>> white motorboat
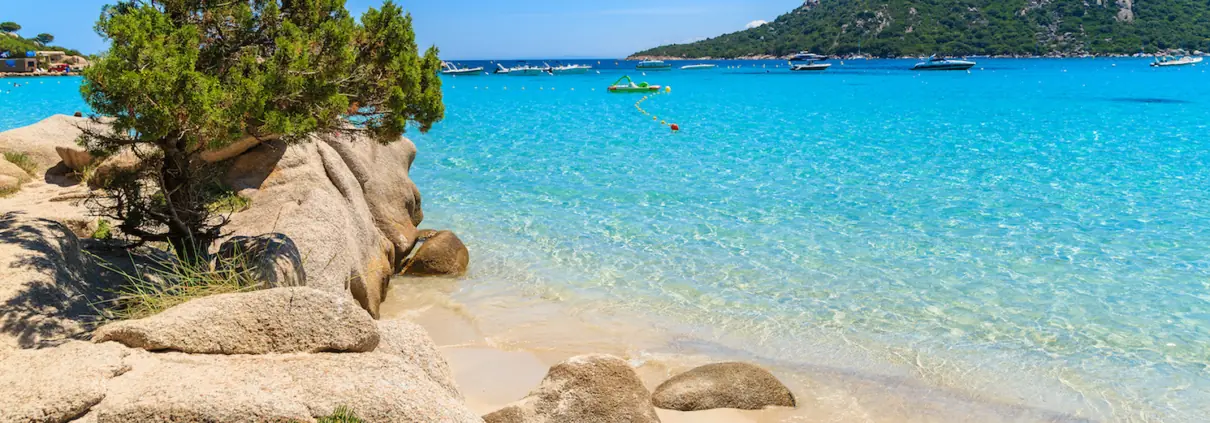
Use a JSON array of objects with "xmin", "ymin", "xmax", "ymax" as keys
[
  {"xmin": 495, "ymin": 63, "xmax": 546, "ymax": 76},
  {"xmin": 441, "ymin": 62, "xmax": 484, "ymax": 76},
  {"xmin": 1151, "ymin": 56, "xmax": 1203, "ymax": 67},
  {"xmin": 911, "ymin": 55, "xmax": 976, "ymax": 71},
  {"xmin": 546, "ymin": 62, "xmax": 593, "ymax": 74},
  {"xmin": 790, "ymin": 61, "xmax": 831, "ymax": 71},
  {"xmin": 680, "ymin": 64, "xmax": 718, "ymax": 70},
  {"xmin": 636, "ymin": 60, "xmax": 673, "ymax": 71}
]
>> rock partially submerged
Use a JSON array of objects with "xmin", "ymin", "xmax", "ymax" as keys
[
  {"xmin": 651, "ymin": 362, "xmax": 795, "ymax": 411},
  {"xmin": 93, "ymin": 287, "xmax": 379, "ymax": 354},
  {"xmin": 484, "ymin": 354, "xmax": 661, "ymax": 423},
  {"xmin": 405, "ymin": 230, "xmax": 470, "ymax": 276}
]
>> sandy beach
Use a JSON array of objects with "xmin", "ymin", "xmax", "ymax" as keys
[{"xmin": 381, "ymin": 277, "xmax": 1102, "ymax": 423}]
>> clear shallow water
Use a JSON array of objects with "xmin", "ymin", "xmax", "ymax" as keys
[{"xmin": 7, "ymin": 61, "xmax": 1210, "ymax": 421}]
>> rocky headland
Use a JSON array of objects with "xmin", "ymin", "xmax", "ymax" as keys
[{"xmin": 0, "ymin": 115, "xmax": 801, "ymax": 423}]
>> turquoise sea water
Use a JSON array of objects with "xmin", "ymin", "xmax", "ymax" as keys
[{"xmin": 6, "ymin": 60, "xmax": 1210, "ymax": 421}]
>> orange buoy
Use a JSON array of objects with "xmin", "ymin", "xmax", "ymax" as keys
[{"xmin": 670, "ymin": 124, "xmax": 680, "ymax": 132}]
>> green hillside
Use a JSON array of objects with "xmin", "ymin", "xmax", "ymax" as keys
[
  {"xmin": 631, "ymin": 0, "xmax": 1210, "ymax": 58},
  {"xmin": 0, "ymin": 22, "xmax": 82, "ymax": 58}
]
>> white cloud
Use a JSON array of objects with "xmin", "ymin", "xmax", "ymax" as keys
[{"xmin": 746, "ymin": 20, "xmax": 769, "ymax": 29}]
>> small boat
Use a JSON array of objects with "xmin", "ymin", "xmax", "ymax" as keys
[
  {"xmin": 441, "ymin": 62, "xmax": 484, "ymax": 76},
  {"xmin": 547, "ymin": 62, "xmax": 593, "ymax": 74},
  {"xmin": 790, "ymin": 61, "xmax": 831, "ymax": 71},
  {"xmin": 636, "ymin": 60, "xmax": 673, "ymax": 71},
  {"xmin": 1151, "ymin": 56, "xmax": 1203, "ymax": 67},
  {"xmin": 911, "ymin": 55, "xmax": 976, "ymax": 71},
  {"xmin": 680, "ymin": 64, "xmax": 717, "ymax": 70},
  {"xmin": 496, "ymin": 63, "xmax": 546, "ymax": 76},
  {"xmin": 790, "ymin": 51, "xmax": 828, "ymax": 62},
  {"xmin": 607, "ymin": 75, "xmax": 661, "ymax": 93}
]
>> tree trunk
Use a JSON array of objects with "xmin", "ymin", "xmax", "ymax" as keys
[{"xmin": 160, "ymin": 137, "xmax": 212, "ymax": 265}]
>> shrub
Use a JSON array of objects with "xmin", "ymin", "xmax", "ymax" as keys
[
  {"xmin": 316, "ymin": 407, "xmax": 366, "ymax": 423},
  {"xmin": 92, "ymin": 219, "xmax": 113, "ymax": 240}
]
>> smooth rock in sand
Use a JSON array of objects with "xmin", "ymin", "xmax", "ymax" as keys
[
  {"xmin": 405, "ymin": 230, "xmax": 470, "ymax": 276},
  {"xmin": 0, "ymin": 341, "xmax": 131, "ymax": 423},
  {"xmin": 216, "ymin": 234, "xmax": 306, "ymax": 290},
  {"xmin": 651, "ymin": 362, "xmax": 795, "ymax": 411},
  {"xmin": 484, "ymin": 354, "xmax": 661, "ymax": 423},
  {"xmin": 55, "ymin": 145, "xmax": 94, "ymax": 171},
  {"xmin": 89, "ymin": 350, "xmax": 481, "ymax": 423},
  {"xmin": 93, "ymin": 288, "xmax": 378, "ymax": 354},
  {"xmin": 375, "ymin": 319, "xmax": 462, "ymax": 399}
]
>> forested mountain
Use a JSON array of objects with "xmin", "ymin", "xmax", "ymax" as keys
[{"xmin": 631, "ymin": 0, "xmax": 1210, "ymax": 58}]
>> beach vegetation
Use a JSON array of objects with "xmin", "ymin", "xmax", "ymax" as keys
[
  {"xmin": 79, "ymin": 0, "xmax": 444, "ymax": 264},
  {"xmin": 92, "ymin": 219, "xmax": 114, "ymax": 240},
  {"xmin": 3, "ymin": 152, "xmax": 38, "ymax": 176},
  {"xmin": 91, "ymin": 246, "xmax": 260, "ymax": 320},
  {"xmin": 0, "ymin": 22, "xmax": 20, "ymax": 33},
  {"xmin": 315, "ymin": 407, "xmax": 366, "ymax": 423},
  {"xmin": 0, "ymin": 33, "xmax": 83, "ymax": 57},
  {"xmin": 33, "ymin": 33, "xmax": 54, "ymax": 45}
]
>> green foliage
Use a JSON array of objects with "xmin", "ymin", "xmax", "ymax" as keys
[
  {"xmin": 633, "ymin": 0, "xmax": 1210, "ymax": 58},
  {"xmin": 0, "ymin": 34, "xmax": 83, "ymax": 57},
  {"xmin": 207, "ymin": 189, "xmax": 251, "ymax": 214},
  {"xmin": 92, "ymin": 219, "xmax": 114, "ymax": 240},
  {"xmin": 91, "ymin": 247, "xmax": 260, "ymax": 320},
  {"xmin": 79, "ymin": 0, "xmax": 444, "ymax": 262},
  {"xmin": 34, "ymin": 33, "xmax": 54, "ymax": 45},
  {"xmin": 315, "ymin": 407, "xmax": 366, "ymax": 423},
  {"xmin": 0, "ymin": 22, "xmax": 20, "ymax": 33},
  {"xmin": 3, "ymin": 152, "xmax": 37, "ymax": 176}
]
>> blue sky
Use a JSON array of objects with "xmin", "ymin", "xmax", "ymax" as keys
[{"xmin": 1, "ymin": 0, "xmax": 800, "ymax": 59}]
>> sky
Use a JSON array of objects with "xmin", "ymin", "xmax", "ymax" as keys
[{"xmin": 1, "ymin": 0, "xmax": 801, "ymax": 59}]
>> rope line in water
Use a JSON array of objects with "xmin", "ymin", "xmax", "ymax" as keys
[{"xmin": 634, "ymin": 88, "xmax": 680, "ymax": 132}]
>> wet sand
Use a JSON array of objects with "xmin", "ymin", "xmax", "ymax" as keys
[{"xmin": 381, "ymin": 278, "xmax": 1101, "ymax": 423}]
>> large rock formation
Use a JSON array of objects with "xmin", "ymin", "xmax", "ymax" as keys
[
  {"xmin": 0, "ymin": 212, "xmax": 110, "ymax": 351},
  {"xmin": 223, "ymin": 132, "xmax": 425, "ymax": 318},
  {"xmin": 405, "ymin": 230, "xmax": 470, "ymax": 276},
  {"xmin": 0, "ymin": 288, "xmax": 479, "ymax": 423},
  {"xmin": 93, "ymin": 288, "xmax": 379, "ymax": 354},
  {"xmin": 484, "ymin": 354, "xmax": 662, "ymax": 423},
  {"xmin": 90, "ymin": 349, "xmax": 479, "ymax": 423},
  {"xmin": 651, "ymin": 362, "xmax": 795, "ymax": 411}
]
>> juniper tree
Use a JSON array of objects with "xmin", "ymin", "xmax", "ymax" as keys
[
  {"xmin": 80, "ymin": 0, "xmax": 443, "ymax": 262},
  {"xmin": 0, "ymin": 22, "xmax": 20, "ymax": 33},
  {"xmin": 34, "ymin": 33, "xmax": 54, "ymax": 45}
]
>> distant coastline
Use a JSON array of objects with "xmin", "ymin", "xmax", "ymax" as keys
[{"xmin": 626, "ymin": 52, "xmax": 1201, "ymax": 61}]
